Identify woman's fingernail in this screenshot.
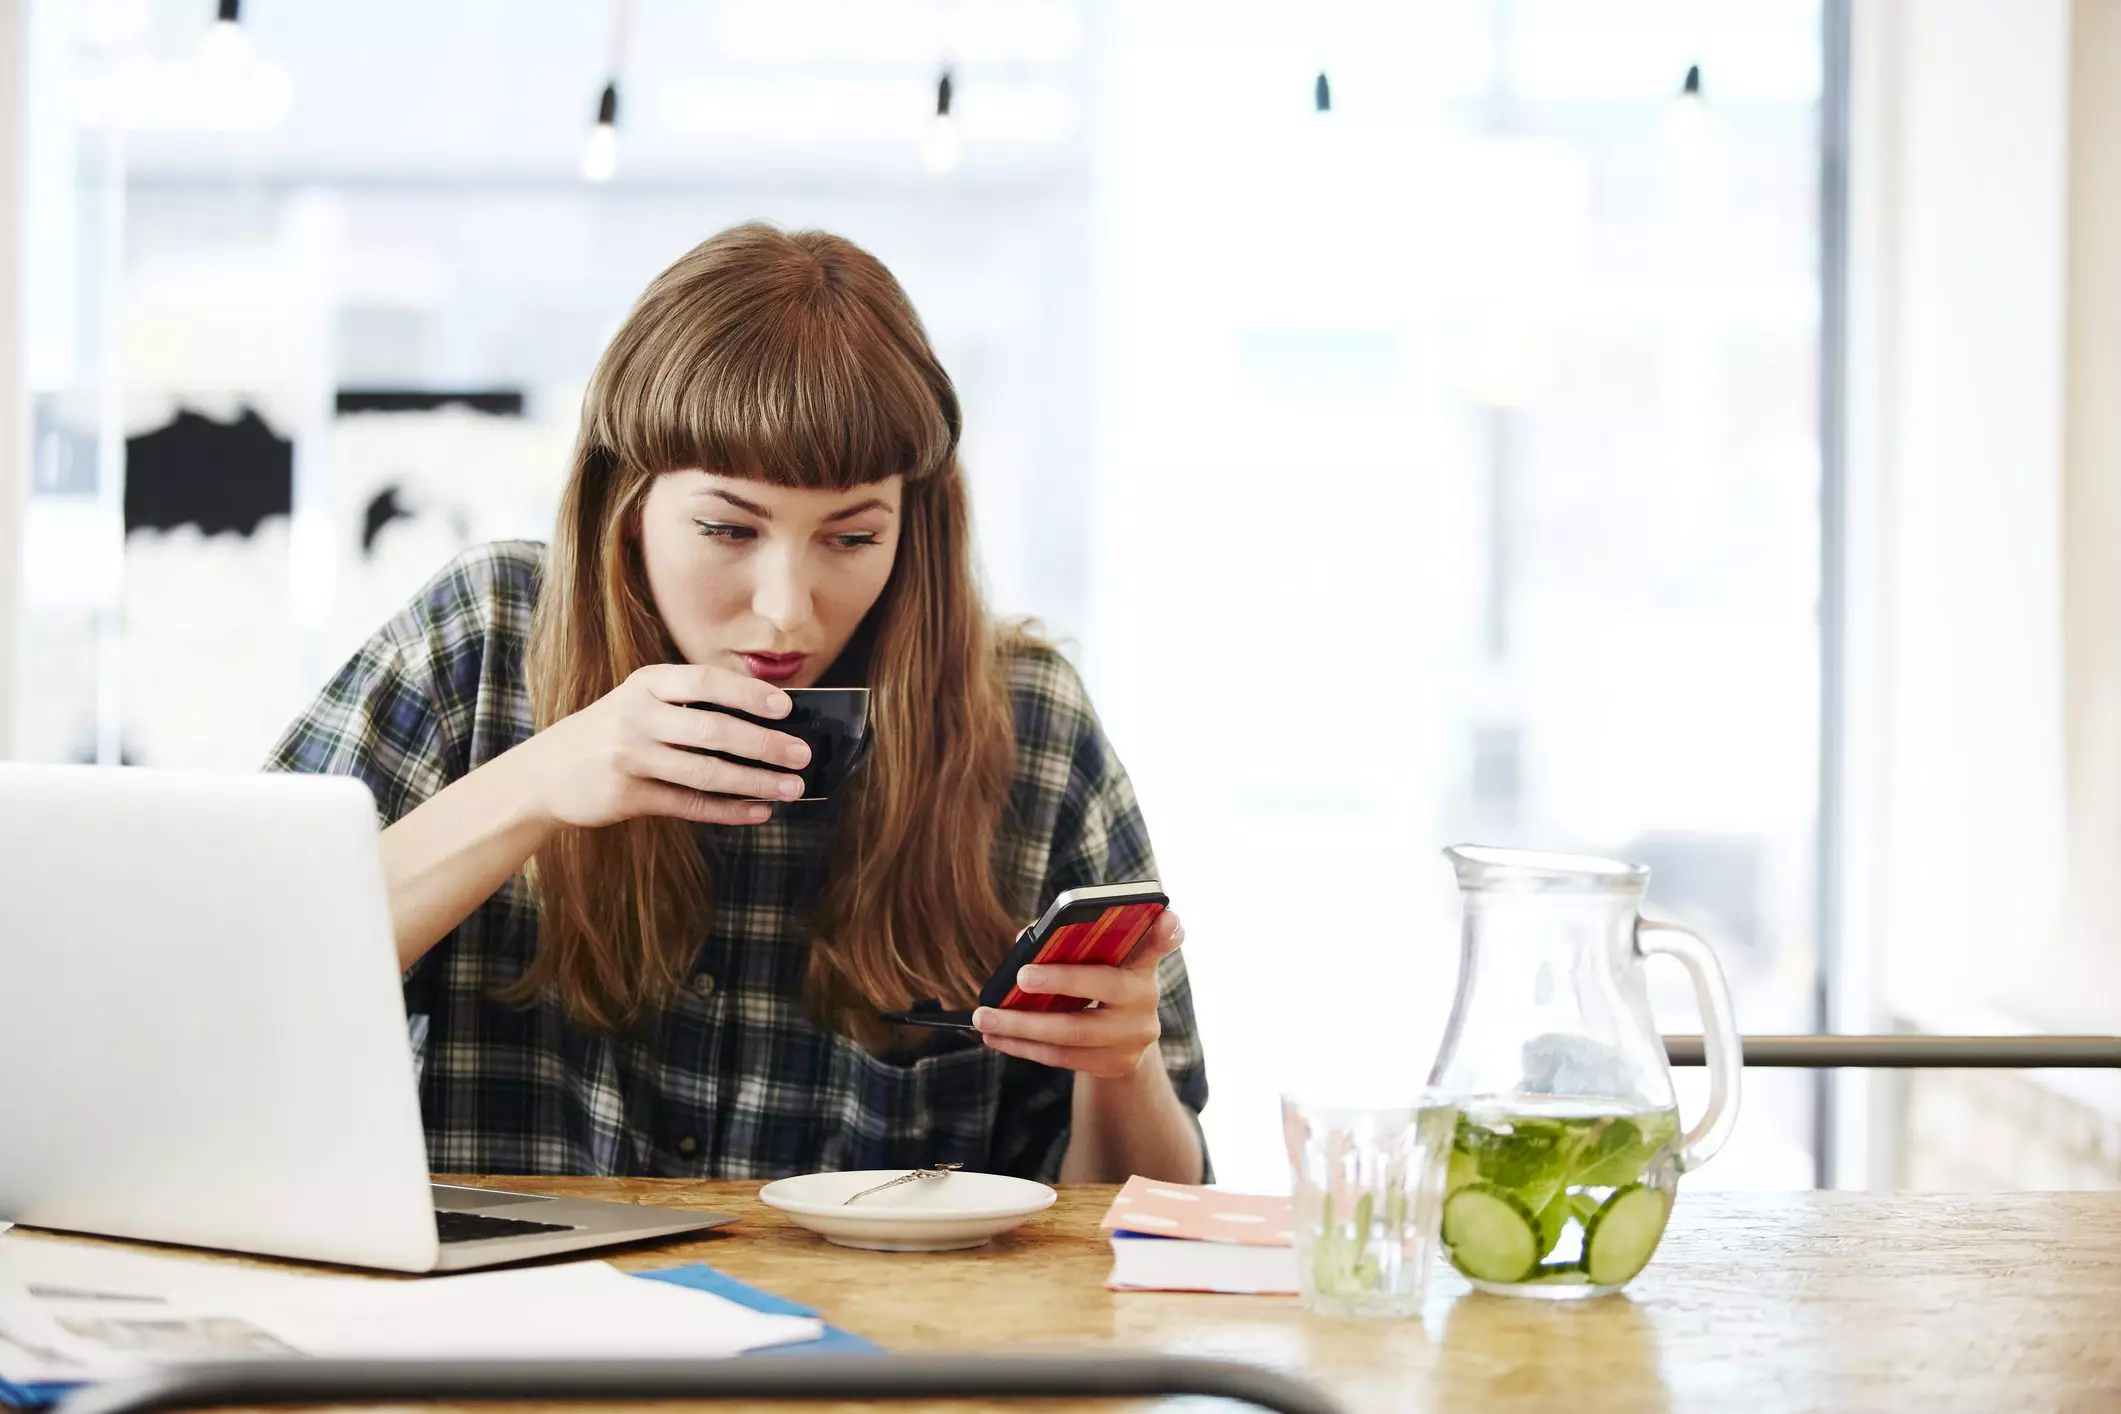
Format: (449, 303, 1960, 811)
(746, 804, 771, 822)
(766, 691, 792, 716)
(972, 1008, 994, 1031)
(777, 776, 804, 798)
(1017, 966, 1046, 990)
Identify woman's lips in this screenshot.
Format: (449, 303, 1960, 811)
(738, 652, 809, 682)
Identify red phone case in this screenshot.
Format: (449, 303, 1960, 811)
(879, 883, 1168, 1031)
(991, 901, 1166, 1013)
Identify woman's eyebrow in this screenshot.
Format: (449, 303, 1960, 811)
(701, 488, 774, 518)
(823, 497, 896, 523)
(694, 489, 893, 523)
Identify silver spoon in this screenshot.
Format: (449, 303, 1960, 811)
(841, 1162, 964, 1205)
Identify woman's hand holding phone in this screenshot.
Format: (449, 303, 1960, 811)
(527, 663, 814, 829)
(973, 910, 1186, 1079)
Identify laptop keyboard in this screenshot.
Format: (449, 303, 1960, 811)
(435, 1209, 579, 1244)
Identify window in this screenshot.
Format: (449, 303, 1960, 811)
(18, 0, 1828, 1189)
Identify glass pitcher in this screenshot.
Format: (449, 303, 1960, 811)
(1426, 845, 1740, 1300)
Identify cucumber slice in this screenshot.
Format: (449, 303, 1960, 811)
(1446, 1149, 1480, 1194)
(1441, 1183, 1541, 1284)
(1526, 1262, 1588, 1285)
(1582, 1184, 1670, 1287)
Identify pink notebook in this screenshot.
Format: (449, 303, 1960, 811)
(1101, 1177, 1298, 1293)
(1101, 1176, 1295, 1245)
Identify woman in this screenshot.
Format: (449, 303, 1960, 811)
(269, 223, 1208, 1184)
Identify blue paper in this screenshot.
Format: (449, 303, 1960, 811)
(0, 1262, 875, 1408)
(635, 1263, 881, 1355)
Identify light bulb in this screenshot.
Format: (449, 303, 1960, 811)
(1664, 63, 1708, 146)
(921, 69, 959, 174)
(193, 18, 254, 80)
(581, 81, 620, 182)
(1666, 95, 1707, 141)
(581, 121, 618, 182)
(921, 113, 961, 175)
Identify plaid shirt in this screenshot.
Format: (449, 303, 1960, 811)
(266, 541, 1209, 1181)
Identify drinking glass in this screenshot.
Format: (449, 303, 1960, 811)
(1281, 1093, 1455, 1317)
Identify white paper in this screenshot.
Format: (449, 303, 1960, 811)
(0, 1236, 820, 1386)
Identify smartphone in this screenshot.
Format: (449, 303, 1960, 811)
(880, 881, 1170, 1031)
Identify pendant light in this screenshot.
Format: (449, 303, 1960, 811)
(581, 82, 619, 182)
(581, 0, 632, 183)
(194, 0, 256, 78)
(1665, 62, 1707, 143)
(921, 68, 961, 175)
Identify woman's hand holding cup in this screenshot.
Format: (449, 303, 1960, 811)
(529, 663, 812, 829)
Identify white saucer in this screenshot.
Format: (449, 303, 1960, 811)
(758, 1170, 1057, 1252)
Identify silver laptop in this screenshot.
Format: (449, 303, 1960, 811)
(0, 763, 734, 1272)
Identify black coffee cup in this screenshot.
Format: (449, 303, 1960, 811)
(692, 687, 872, 802)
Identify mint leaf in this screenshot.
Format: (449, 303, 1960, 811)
(1533, 1191, 1571, 1261)
(1570, 1113, 1681, 1188)
(1468, 1117, 1574, 1191)
(1567, 1117, 1652, 1188)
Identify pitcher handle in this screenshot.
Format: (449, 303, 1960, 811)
(1635, 918, 1742, 1172)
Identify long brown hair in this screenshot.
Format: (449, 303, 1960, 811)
(514, 223, 1027, 1049)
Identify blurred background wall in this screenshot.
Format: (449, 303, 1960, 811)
(0, 0, 2116, 1193)
(1838, 0, 2121, 1189)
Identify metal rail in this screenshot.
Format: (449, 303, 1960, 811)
(58, 1354, 1343, 1414)
(1664, 1034, 2121, 1069)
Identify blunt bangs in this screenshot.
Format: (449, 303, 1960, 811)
(585, 226, 961, 492)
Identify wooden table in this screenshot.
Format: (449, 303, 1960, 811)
(26, 1180, 2121, 1413)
